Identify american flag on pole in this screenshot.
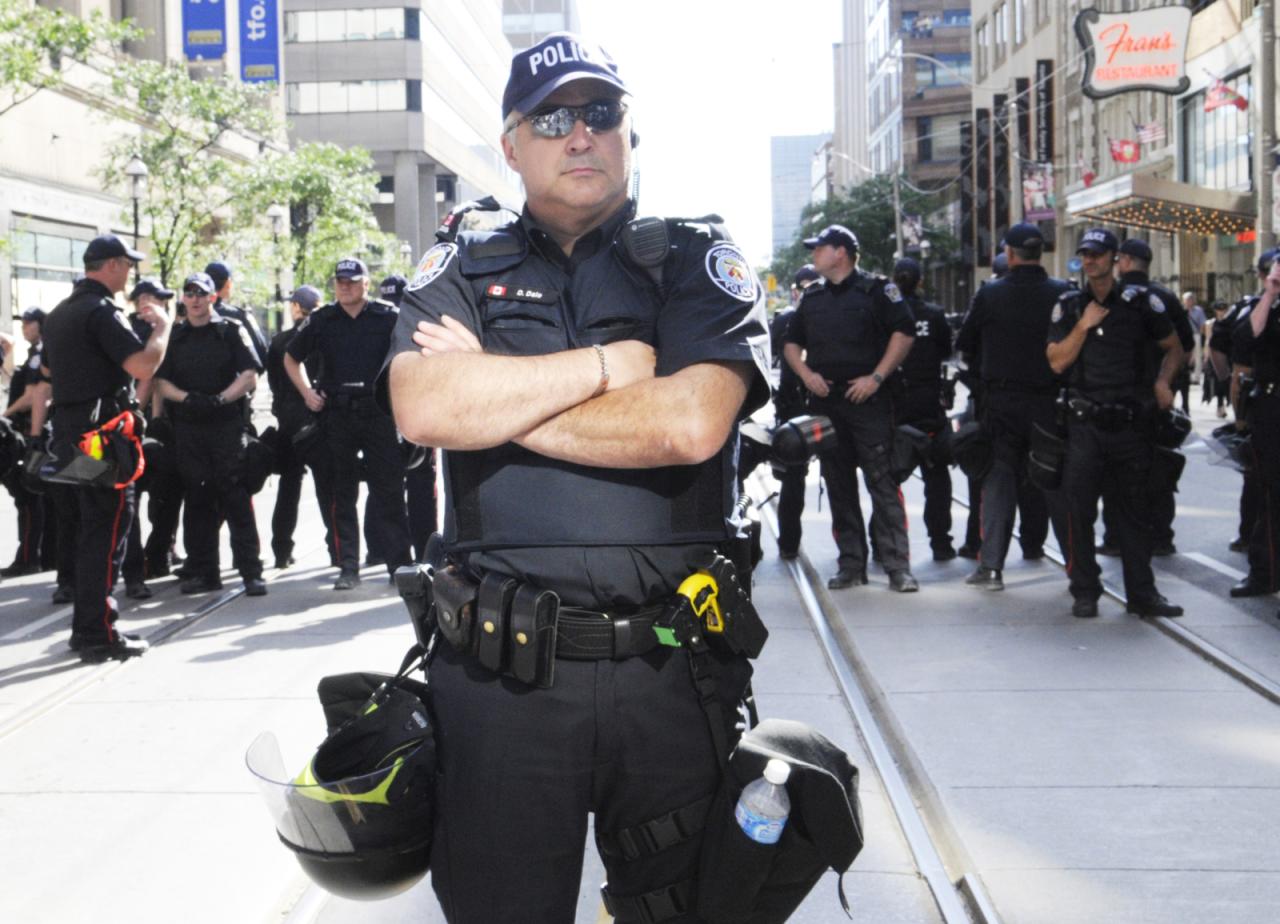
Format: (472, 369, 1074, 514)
(1136, 121, 1166, 145)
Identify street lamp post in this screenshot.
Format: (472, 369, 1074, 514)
(124, 155, 148, 283)
(265, 203, 288, 332)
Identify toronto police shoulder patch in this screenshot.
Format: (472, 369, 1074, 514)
(882, 282, 903, 303)
(1148, 293, 1166, 313)
(406, 243, 458, 292)
(704, 242, 757, 302)
(1051, 304, 1063, 324)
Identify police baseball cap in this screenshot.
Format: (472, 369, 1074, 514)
(991, 253, 1010, 277)
(183, 272, 216, 295)
(893, 257, 923, 282)
(288, 285, 322, 312)
(128, 278, 175, 302)
(21, 307, 46, 325)
(334, 257, 368, 281)
(1118, 238, 1153, 262)
(793, 265, 821, 287)
(502, 32, 627, 119)
(1257, 248, 1280, 274)
(204, 261, 233, 288)
(83, 234, 144, 264)
(1003, 222, 1044, 249)
(803, 225, 859, 253)
(1077, 228, 1119, 254)
(379, 274, 408, 302)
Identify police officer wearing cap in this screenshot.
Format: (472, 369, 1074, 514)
(383, 31, 769, 923)
(892, 256, 956, 559)
(784, 224, 919, 592)
(1047, 228, 1185, 619)
(771, 264, 821, 558)
(1107, 238, 1196, 557)
(1229, 253, 1280, 599)
(153, 272, 266, 596)
(2, 307, 52, 576)
(205, 261, 268, 365)
(287, 258, 410, 589)
(41, 234, 171, 662)
(267, 285, 334, 569)
(955, 223, 1070, 590)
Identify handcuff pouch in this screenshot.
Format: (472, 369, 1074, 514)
(476, 573, 517, 673)
(508, 584, 560, 688)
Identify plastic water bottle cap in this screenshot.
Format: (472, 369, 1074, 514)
(763, 758, 791, 785)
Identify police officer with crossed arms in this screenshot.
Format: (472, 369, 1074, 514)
(1047, 229, 1185, 619)
(382, 32, 769, 923)
(783, 224, 918, 592)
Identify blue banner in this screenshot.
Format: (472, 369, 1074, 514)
(240, 0, 280, 84)
(182, 0, 226, 60)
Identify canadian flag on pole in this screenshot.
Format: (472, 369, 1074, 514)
(1109, 138, 1140, 164)
(1205, 80, 1248, 113)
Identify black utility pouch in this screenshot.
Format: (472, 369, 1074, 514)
(433, 567, 479, 654)
(508, 584, 560, 688)
(697, 719, 862, 924)
(476, 573, 517, 673)
(1027, 422, 1067, 491)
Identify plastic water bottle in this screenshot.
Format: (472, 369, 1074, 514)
(734, 758, 791, 844)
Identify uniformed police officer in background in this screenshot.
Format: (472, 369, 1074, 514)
(287, 257, 410, 589)
(784, 224, 919, 591)
(205, 261, 268, 366)
(154, 272, 266, 596)
(956, 223, 1069, 590)
(1047, 228, 1185, 619)
(3, 307, 52, 576)
(892, 256, 955, 560)
(1230, 256, 1280, 599)
(267, 285, 333, 569)
(42, 234, 171, 662)
(770, 264, 820, 559)
(384, 32, 769, 923)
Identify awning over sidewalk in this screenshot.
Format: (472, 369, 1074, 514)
(1065, 172, 1255, 236)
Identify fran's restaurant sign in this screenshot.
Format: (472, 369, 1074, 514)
(1074, 6, 1192, 99)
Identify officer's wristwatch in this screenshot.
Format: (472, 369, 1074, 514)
(871, 372, 884, 385)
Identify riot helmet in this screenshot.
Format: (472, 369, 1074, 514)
(246, 673, 436, 900)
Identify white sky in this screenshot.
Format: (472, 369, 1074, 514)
(576, 0, 841, 265)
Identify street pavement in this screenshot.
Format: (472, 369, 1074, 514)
(0, 390, 1277, 923)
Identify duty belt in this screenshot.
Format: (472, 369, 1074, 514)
(1065, 395, 1139, 431)
(556, 604, 669, 660)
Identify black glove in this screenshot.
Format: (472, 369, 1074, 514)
(183, 392, 224, 416)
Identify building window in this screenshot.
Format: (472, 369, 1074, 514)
(975, 19, 989, 80)
(942, 10, 972, 27)
(1014, 0, 1027, 46)
(285, 8, 418, 43)
(914, 53, 972, 89)
(9, 218, 95, 315)
(993, 4, 1008, 66)
(1035, 0, 1051, 29)
(286, 79, 420, 114)
(1179, 71, 1253, 191)
(917, 114, 964, 162)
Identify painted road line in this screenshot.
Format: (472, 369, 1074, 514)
(1184, 551, 1247, 582)
(0, 607, 70, 643)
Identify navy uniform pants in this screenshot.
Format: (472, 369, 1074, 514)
(175, 418, 263, 581)
(1246, 393, 1280, 589)
(325, 403, 410, 574)
(813, 393, 910, 574)
(69, 483, 135, 645)
(1062, 421, 1160, 604)
(428, 642, 749, 924)
(978, 390, 1065, 571)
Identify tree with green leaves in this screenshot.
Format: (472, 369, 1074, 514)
(768, 175, 958, 289)
(0, 0, 139, 118)
(235, 142, 408, 289)
(99, 58, 279, 286)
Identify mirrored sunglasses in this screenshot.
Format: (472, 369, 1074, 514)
(513, 100, 627, 139)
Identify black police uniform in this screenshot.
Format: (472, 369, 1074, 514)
(1099, 273, 1195, 554)
(212, 297, 268, 368)
(382, 201, 769, 924)
(956, 263, 1071, 574)
(1238, 299, 1280, 591)
(1047, 281, 1176, 607)
(157, 316, 264, 586)
(898, 294, 954, 554)
(784, 271, 915, 578)
(1214, 293, 1263, 548)
(267, 324, 334, 566)
(41, 278, 145, 648)
(288, 298, 410, 577)
(769, 305, 808, 557)
(4, 339, 52, 573)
